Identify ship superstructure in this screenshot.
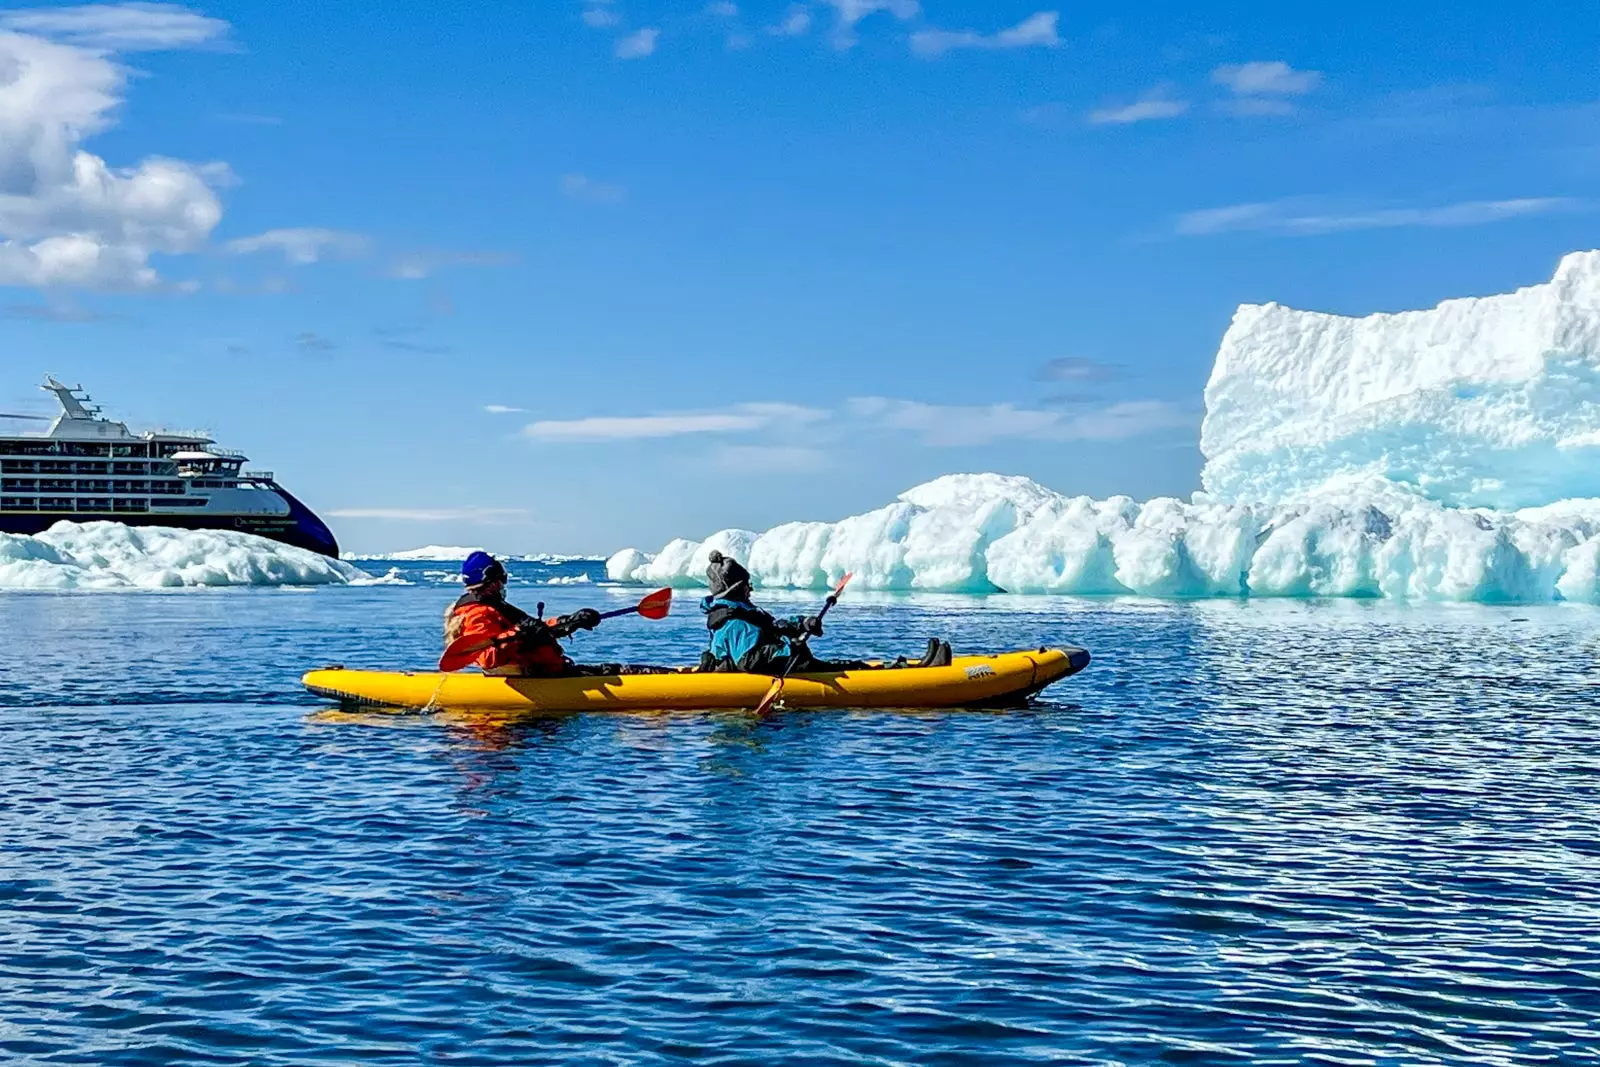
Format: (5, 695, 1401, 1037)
(0, 377, 338, 557)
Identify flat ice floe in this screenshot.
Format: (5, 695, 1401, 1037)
(0, 522, 364, 590)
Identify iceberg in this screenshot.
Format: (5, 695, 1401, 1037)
(1202, 250, 1600, 509)
(607, 251, 1600, 603)
(0, 522, 365, 590)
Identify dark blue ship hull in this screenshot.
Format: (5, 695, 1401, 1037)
(0, 483, 339, 558)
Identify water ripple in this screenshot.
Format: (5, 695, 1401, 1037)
(2, 590, 1599, 1063)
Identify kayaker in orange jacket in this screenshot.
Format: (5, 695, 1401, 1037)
(444, 552, 600, 676)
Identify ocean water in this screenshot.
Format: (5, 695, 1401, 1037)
(2, 557, 1598, 1064)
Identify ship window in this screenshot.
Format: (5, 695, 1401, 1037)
(157, 498, 208, 508)
(78, 498, 111, 512)
(1, 497, 36, 511)
(39, 497, 71, 510)
(63, 443, 111, 457)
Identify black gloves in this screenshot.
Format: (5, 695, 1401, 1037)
(547, 608, 602, 638)
(801, 615, 825, 637)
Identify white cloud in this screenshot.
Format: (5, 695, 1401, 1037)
(1209, 61, 1320, 117)
(847, 396, 1190, 445)
(1212, 60, 1321, 98)
(823, 0, 918, 49)
(525, 402, 826, 442)
(705, 1, 739, 16)
(910, 11, 1060, 58)
(616, 27, 658, 58)
(581, 0, 620, 29)
(226, 227, 370, 264)
(767, 4, 811, 36)
(484, 404, 525, 414)
(384, 249, 514, 280)
(329, 507, 532, 523)
(1176, 196, 1579, 237)
(1088, 86, 1188, 125)
(0, 3, 229, 51)
(0, 23, 228, 290)
(561, 173, 626, 205)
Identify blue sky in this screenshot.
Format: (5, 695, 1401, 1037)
(1, 0, 1596, 553)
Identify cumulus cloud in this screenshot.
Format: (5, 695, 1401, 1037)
(0, 2, 228, 51)
(0, 11, 230, 290)
(910, 11, 1060, 58)
(616, 27, 658, 58)
(1088, 86, 1188, 125)
(1175, 196, 1579, 237)
(226, 227, 370, 264)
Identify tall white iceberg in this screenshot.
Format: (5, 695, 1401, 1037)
(608, 250, 1600, 602)
(1201, 250, 1600, 509)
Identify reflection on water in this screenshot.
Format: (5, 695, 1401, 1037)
(2, 585, 1598, 1064)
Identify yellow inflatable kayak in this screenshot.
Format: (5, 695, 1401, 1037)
(302, 646, 1089, 714)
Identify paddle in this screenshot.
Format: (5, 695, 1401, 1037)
(438, 586, 673, 672)
(751, 572, 853, 716)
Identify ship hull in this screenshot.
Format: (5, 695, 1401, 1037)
(0, 491, 339, 558)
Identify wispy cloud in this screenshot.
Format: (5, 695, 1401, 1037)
(1212, 60, 1321, 96)
(525, 402, 826, 442)
(3, 299, 119, 323)
(374, 327, 450, 355)
(1176, 196, 1580, 237)
(384, 249, 514, 280)
(847, 397, 1190, 445)
(485, 404, 525, 414)
(582, 0, 620, 28)
(329, 507, 532, 523)
(1088, 85, 1188, 126)
(561, 173, 627, 205)
(705, 1, 739, 16)
(295, 330, 336, 353)
(767, 4, 811, 36)
(0, 2, 231, 51)
(910, 11, 1060, 58)
(823, 0, 918, 50)
(1038, 356, 1124, 383)
(1212, 60, 1321, 115)
(226, 227, 370, 265)
(616, 26, 659, 58)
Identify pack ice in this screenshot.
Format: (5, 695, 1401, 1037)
(610, 252, 1600, 602)
(0, 522, 364, 590)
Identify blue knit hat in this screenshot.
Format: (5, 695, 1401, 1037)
(461, 551, 505, 586)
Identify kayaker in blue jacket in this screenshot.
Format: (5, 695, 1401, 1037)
(699, 551, 951, 674)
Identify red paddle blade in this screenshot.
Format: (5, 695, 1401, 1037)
(833, 572, 853, 597)
(438, 629, 515, 673)
(636, 587, 672, 620)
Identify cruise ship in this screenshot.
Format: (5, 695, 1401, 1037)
(0, 377, 338, 557)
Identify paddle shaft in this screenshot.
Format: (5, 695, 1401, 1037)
(752, 574, 852, 714)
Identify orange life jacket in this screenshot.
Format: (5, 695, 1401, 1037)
(444, 589, 569, 675)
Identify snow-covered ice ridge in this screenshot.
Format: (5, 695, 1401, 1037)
(607, 471, 1600, 603)
(1203, 250, 1600, 509)
(1, 522, 365, 590)
(612, 253, 1600, 602)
